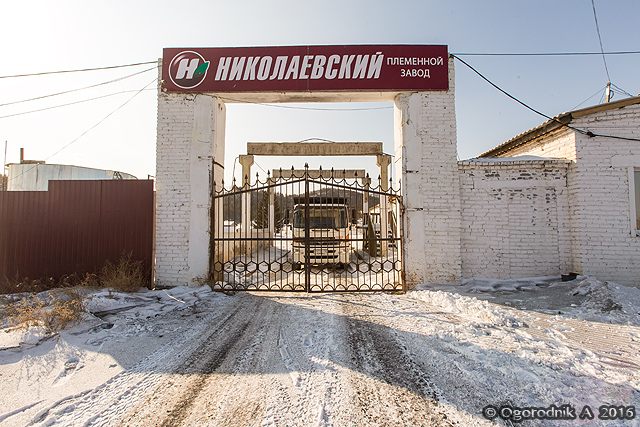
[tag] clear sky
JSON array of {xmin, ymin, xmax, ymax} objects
[{"xmin": 1, "ymin": 0, "xmax": 638, "ymax": 184}]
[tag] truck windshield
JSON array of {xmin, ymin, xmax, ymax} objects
[{"xmin": 293, "ymin": 207, "xmax": 347, "ymax": 229}]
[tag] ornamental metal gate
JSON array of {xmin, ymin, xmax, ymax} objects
[{"xmin": 209, "ymin": 168, "xmax": 404, "ymax": 292}]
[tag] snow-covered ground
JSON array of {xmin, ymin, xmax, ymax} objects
[{"xmin": 0, "ymin": 276, "xmax": 638, "ymax": 426}]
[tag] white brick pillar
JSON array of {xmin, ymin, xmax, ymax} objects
[
  {"xmin": 156, "ymin": 91, "xmax": 225, "ymax": 287},
  {"xmin": 394, "ymin": 57, "xmax": 461, "ymax": 285}
]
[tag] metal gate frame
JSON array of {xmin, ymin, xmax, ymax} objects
[{"xmin": 209, "ymin": 168, "xmax": 405, "ymax": 293}]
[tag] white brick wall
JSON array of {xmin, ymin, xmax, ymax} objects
[
  {"xmin": 156, "ymin": 93, "xmax": 195, "ymax": 287},
  {"xmin": 458, "ymin": 160, "xmax": 571, "ymax": 279},
  {"xmin": 156, "ymin": 91, "xmax": 225, "ymax": 287},
  {"xmin": 488, "ymin": 102, "xmax": 640, "ymax": 287},
  {"xmin": 396, "ymin": 57, "xmax": 461, "ymax": 285},
  {"xmin": 570, "ymin": 104, "xmax": 640, "ymax": 286}
]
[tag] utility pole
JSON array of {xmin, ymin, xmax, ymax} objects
[{"xmin": 605, "ymin": 82, "xmax": 613, "ymax": 103}]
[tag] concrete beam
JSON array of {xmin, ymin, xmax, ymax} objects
[
  {"xmin": 272, "ymin": 169, "xmax": 368, "ymax": 179},
  {"xmin": 217, "ymin": 91, "xmax": 399, "ymax": 104},
  {"xmin": 247, "ymin": 142, "xmax": 383, "ymax": 156}
]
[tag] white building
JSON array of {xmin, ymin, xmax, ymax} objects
[
  {"xmin": 7, "ymin": 163, "xmax": 137, "ymax": 191},
  {"xmin": 473, "ymin": 96, "xmax": 640, "ymax": 287}
]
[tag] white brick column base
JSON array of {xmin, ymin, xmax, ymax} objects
[{"xmin": 156, "ymin": 91, "xmax": 225, "ymax": 287}]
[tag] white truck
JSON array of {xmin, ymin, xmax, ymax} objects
[{"xmin": 288, "ymin": 197, "xmax": 354, "ymax": 270}]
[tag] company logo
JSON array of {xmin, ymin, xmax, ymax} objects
[{"xmin": 168, "ymin": 51, "xmax": 210, "ymax": 89}]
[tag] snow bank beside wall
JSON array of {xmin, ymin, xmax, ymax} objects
[{"xmin": 458, "ymin": 159, "xmax": 571, "ymax": 279}]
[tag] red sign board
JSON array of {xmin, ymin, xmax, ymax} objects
[{"xmin": 162, "ymin": 45, "xmax": 448, "ymax": 93}]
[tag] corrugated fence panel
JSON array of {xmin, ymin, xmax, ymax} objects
[
  {"xmin": 0, "ymin": 180, "xmax": 154, "ymax": 287},
  {"xmin": 0, "ymin": 191, "xmax": 50, "ymax": 280},
  {"xmin": 97, "ymin": 180, "xmax": 154, "ymax": 276}
]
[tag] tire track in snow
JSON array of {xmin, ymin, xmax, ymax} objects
[
  {"xmin": 40, "ymin": 292, "xmax": 490, "ymax": 426},
  {"xmin": 158, "ymin": 319, "xmax": 251, "ymax": 426},
  {"xmin": 339, "ymin": 294, "xmax": 455, "ymax": 426},
  {"xmin": 33, "ymin": 295, "xmax": 245, "ymax": 426},
  {"xmin": 184, "ymin": 295, "xmax": 280, "ymax": 426},
  {"xmin": 121, "ymin": 293, "xmax": 288, "ymax": 426}
]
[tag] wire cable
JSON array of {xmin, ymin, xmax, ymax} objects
[
  {"xmin": 295, "ymin": 138, "xmax": 339, "ymax": 143},
  {"xmin": 0, "ymin": 66, "xmax": 157, "ymax": 107},
  {"xmin": 451, "ymin": 55, "xmax": 640, "ymax": 142},
  {"xmin": 0, "ymin": 61, "xmax": 158, "ymax": 79},
  {"xmin": 569, "ymin": 85, "xmax": 607, "ymax": 110},
  {"xmin": 254, "ymin": 161, "xmax": 268, "ymax": 176},
  {"xmin": 611, "ymin": 83, "xmax": 634, "ymax": 98},
  {"xmin": 0, "ymin": 87, "xmax": 156, "ymax": 119},
  {"xmin": 46, "ymin": 78, "xmax": 157, "ymax": 160},
  {"xmin": 8, "ymin": 78, "xmax": 158, "ymax": 183},
  {"xmin": 591, "ymin": 0, "xmax": 611, "ymax": 82},
  {"xmin": 452, "ymin": 55, "xmax": 560, "ymax": 123}
]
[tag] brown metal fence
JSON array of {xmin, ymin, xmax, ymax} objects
[{"xmin": 0, "ymin": 180, "xmax": 154, "ymax": 287}]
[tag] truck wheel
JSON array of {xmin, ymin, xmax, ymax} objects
[{"xmin": 293, "ymin": 262, "xmax": 302, "ymax": 271}]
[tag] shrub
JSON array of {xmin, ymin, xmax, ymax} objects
[
  {"xmin": 1, "ymin": 273, "xmax": 82, "ymax": 295},
  {"xmin": 87, "ymin": 252, "xmax": 149, "ymax": 292},
  {"xmin": 0, "ymin": 287, "xmax": 86, "ymax": 332}
]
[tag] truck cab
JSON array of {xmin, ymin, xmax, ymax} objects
[{"xmin": 289, "ymin": 197, "xmax": 353, "ymax": 269}]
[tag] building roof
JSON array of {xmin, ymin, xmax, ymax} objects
[{"xmin": 478, "ymin": 95, "xmax": 640, "ymax": 158}]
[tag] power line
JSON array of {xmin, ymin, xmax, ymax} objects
[
  {"xmin": 0, "ymin": 66, "xmax": 157, "ymax": 107},
  {"xmin": 46, "ymin": 79, "xmax": 157, "ymax": 160},
  {"xmin": 451, "ymin": 54, "xmax": 640, "ymax": 142},
  {"xmin": 611, "ymin": 83, "xmax": 634, "ymax": 98},
  {"xmin": 8, "ymin": 78, "xmax": 158, "ymax": 183},
  {"xmin": 254, "ymin": 161, "xmax": 268, "ymax": 175},
  {"xmin": 0, "ymin": 61, "xmax": 158, "ymax": 79},
  {"xmin": 451, "ymin": 50, "xmax": 640, "ymax": 56},
  {"xmin": 591, "ymin": 0, "xmax": 611, "ymax": 82},
  {"xmin": 452, "ymin": 56, "xmax": 561, "ymax": 123},
  {"xmin": 0, "ymin": 86, "xmax": 157, "ymax": 119},
  {"xmin": 569, "ymin": 85, "xmax": 607, "ymax": 110}
]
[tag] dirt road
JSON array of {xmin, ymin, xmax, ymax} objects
[
  {"xmin": 37, "ymin": 290, "xmax": 638, "ymax": 427},
  {"xmin": 115, "ymin": 293, "xmax": 458, "ymax": 426}
]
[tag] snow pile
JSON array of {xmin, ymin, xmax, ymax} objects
[
  {"xmin": 405, "ymin": 283, "xmax": 640, "ymax": 402},
  {"xmin": 0, "ymin": 326, "xmax": 51, "ymax": 350},
  {"xmin": 569, "ymin": 277, "xmax": 640, "ymax": 326},
  {"xmin": 459, "ymin": 276, "xmax": 557, "ymax": 292},
  {"xmin": 464, "ymin": 155, "xmax": 560, "ymax": 162},
  {"xmin": 408, "ymin": 289, "xmax": 527, "ymax": 327},
  {"xmin": 0, "ymin": 285, "xmax": 234, "ymax": 427},
  {"xmin": 86, "ymin": 285, "xmax": 212, "ymax": 316},
  {"xmin": 419, "ymin": 275, "xmax": 640, "ymax": 326}
]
